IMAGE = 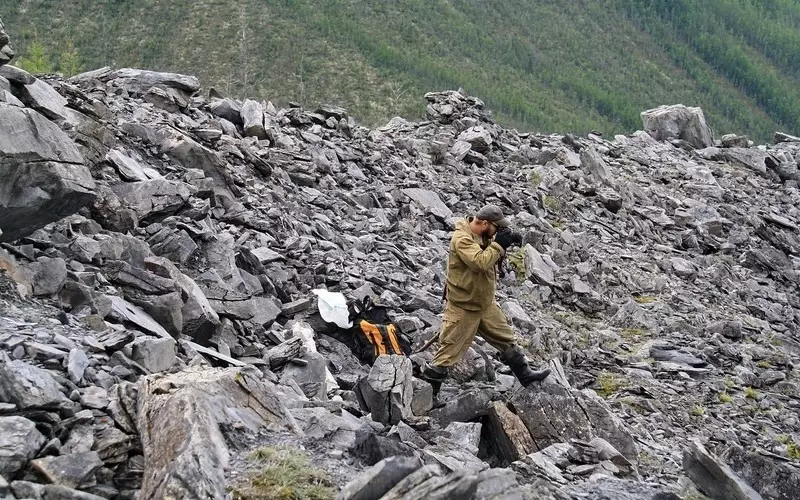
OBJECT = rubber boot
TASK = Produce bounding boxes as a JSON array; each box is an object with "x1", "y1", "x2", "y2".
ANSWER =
[
  {"x1": 500, "y1": 345, "x2": 551, "y2": 387},
  {"x1": 419, "y1": 362, "x2": 448, "y2": 407}
]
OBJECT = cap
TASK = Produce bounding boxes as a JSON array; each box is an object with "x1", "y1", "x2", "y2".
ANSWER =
[{"x1": 476, "y1": 204, "x2": 510, "y2": 228}]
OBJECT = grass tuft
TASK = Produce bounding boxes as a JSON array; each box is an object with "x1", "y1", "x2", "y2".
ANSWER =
[{"x1": 230, "y1": 446, "x2": 335, "y2": 500}]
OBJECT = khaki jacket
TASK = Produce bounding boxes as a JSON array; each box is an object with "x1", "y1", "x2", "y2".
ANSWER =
[{"x1": 445, "y1": 218, "x2": 504, "y2": 311}]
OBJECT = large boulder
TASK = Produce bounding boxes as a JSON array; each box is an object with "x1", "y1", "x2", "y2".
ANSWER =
[
  {"x1": 137, "y1": 366, "x2": 299, "y2": 499},
  {"x1": 510, "y1": 382, "x2": 637, "y2": 462},
  {"x1": 0, "y1": 104, "x2": 95, "y2": 242},
  {"x1": 357, "y1": 355, "x2": 414, "y2": 425},
  {"x1": 641, "y1": 104, "x2": 714, "y2": 149},
  {"x1": 0, "y1": 416, "x2": 46, "y2": 476},
  {"x1": 0, "y1": 17, "x2": 14, "y2": 66}
]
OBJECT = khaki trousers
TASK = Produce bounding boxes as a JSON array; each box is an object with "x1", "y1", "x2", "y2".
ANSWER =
[{"x1": 432, "y1": 302, "x2": 516, "y2": 367}]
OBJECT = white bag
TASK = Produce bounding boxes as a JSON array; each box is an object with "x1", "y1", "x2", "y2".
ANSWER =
[{"x1": 311, "y1": 289, "x2": 353, "y2": 329}]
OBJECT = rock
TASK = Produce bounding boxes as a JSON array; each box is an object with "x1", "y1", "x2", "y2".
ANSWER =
[
  {"x1": 486, "y1": 401, "x2": 535, "y2": 464},
  {"x1": 580, "y1": 146, "x2": 609, "y2": 184},
  {"x1": 0, "y1": 105, "x2": 95, "y2": 243},
  {"x1": 279, "y1": 351, "x2": 328, "y2": 400},
  {"x1": 78, "y1": 67, "x2": 200, "y2": 94},
  {"x1": 41, "y1": 484, "x2": 108, "y2": 500},
  {"x1": 411, "y1": 379, "x2": 433, "y2": 416},
  {"x1": 108, "y1": 295, "x2": 172, "y2": 339},
  {"x1": 105, "y1": 148, "x2": 159, "y2": 182},
  {"x1": 724, "y1": 445, "x2": 800, "y2": 500},
  {"x1": 773, "y1": 131, "x2": 800, "y2": 143},
  {"x1": 641, "y1": 104, "x2": 714, "y2": 149},
  {"x1": 10, "y1": 480, "x2": 45, "y2": 499},
  {"x1": 722, "y1": 134, "x2": 750, "y2": 148},
  {"x1": 510, "y1": 383, "x2": 637, "y2": 462},
  {"x1": 336, "y1": 455, "x2": 423, "y2": 500},
  {"x1": 429, "y1": 387, "x2": 494, "y2": 426},
  {"x1": 0, "y1": 360, "x2": 66, "y2": 409},
  {"x1": 137, "y1": 366, "x2": 298, "y2": 499},
  {"x1": 401, "y1": 188, "x2": 453, "y2": 220},
  {"x1": 683, "y1": 440, "x2": 763, "y2": 500},
  {"x1": 13, "y1": 78, "x2": 69, "y2": 122},
  {"x1": 457, "y1": 126, "x2": 493, "y2": 153},
  {"x1": 30, "y1": 452, "x2": 103, "y2": 489},
  {"x1": 706, "y1": 320, "x2": 743, "y2": 340},
  {"x1": 378, "y1": 465, "x2": 440, "y2": 500},
  {"x1": 241, "y1": 99, "x2": 267, "y2": 139},
  {"x1": 131, "y1": 337, "x2": 176, "y2": 373},
  {"x1": 442, "y1": 421, "x2": 482, "y2": 452},
  {"x1": 0, "y1": 416, "x2": 46, "y2": 476},
  {"x1": 473, "y1": 468, "x2": 525, "y2": 500},
  {"x1": 523, "y1": 244, "x2": 557, "y2": 286},
  {"x1": 380, "y1": 468, "x2": 478, "y2": 500},
  {"x1": 0, "y1": 18, "x2": 13, "y2": 66},
  {"x1": 79, "y1": 386, "x2": 109, "y2": 409},
  {"x1": 111, "y1": 178, "x2": 191, "y2": 224},
  {"x1": 21, "y1": 257, "x2": 68, "y2": 296},
  {"x1": 561, "y1": 477, "x2": 681, "y2": 499},
  {"x1": 209, "y1": 98, "x2": 242, "y2": 125},
  {"x1": 357, "y1": 355, "x2": 414, "y2": 425},
  {"x1": 353, "y1": 432, "x2": 420, "y2": 466}
]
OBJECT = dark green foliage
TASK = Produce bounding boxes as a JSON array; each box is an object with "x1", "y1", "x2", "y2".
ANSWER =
[{"x1": 2, "y1": 0, "x2": 798, "y2": 140}]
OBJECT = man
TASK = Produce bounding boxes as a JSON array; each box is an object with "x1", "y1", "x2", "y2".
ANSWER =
[{"x1": 421, "y1": 204, "x2": 551, "y2": 396}]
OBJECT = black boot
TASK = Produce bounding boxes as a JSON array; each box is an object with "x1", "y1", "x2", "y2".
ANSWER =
[
  {"x1": 419, "y1": 362, "x2": 448, "y2": 405},
  {"x1": 500, "y1": 345, "x2": 551, "y2": 386}
]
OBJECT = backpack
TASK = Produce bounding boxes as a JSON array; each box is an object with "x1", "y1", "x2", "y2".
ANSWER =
[{"x1": 348, "y1": 296, "x2": 412, "y2": 365}]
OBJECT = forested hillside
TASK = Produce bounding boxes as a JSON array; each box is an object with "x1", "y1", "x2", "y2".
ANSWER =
[{"x1": 2, "y1": 0, "x2": 799, "y2": 141}]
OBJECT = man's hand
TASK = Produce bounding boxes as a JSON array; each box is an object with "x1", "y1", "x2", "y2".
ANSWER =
[{"x1": 494, "y1": 229, "x2": 523, "y2": 250}]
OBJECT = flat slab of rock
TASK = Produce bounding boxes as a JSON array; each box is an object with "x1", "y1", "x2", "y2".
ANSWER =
[
  {"x1": 486, "y1": 401, "x2": 535, "y2": 464},
  {"x1": 0, "y1": 360, "x2": 66, "y2": 409},
  {"x1": 30, "y1": 452, "x2": 103, "y2": 489},
  {"x1": 108, "y1": 295, "x2": 172, "y2": 339},
  {"x1": 683, "y1": 440, "x2": 763, "y2": 500},
  {"x1": 137, "y1": 366, "x2": 299, "y2": 499},
  {"x1": 131, "y1": 337, "x2": 176, "y2": 373},
  {"x1": 402, "y1": 188, "x2": 452, "y2": 219},
  {"x1": 0, "y1": 416, "x2": 46, "y2": 476},
  {"x1": 336, "y1": 455, "x2": 422, "y2": 500}
]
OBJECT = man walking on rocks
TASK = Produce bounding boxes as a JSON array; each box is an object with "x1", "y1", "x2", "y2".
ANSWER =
[{"x1": 420, "y1": 204, "x2": 551, "y2": 397}]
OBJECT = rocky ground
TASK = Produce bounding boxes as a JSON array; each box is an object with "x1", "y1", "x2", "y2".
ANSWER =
[{"x1": 1, "y1": 17, "x2": 800, "y2": 500}]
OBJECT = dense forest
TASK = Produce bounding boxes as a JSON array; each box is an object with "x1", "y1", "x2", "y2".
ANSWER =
[{"x1": 2, "y1": 0, "x2": 799, "y2": 141}]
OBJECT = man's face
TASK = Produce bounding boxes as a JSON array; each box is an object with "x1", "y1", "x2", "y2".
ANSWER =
[{"x1": 479, "y1": 220, "x2": 498, "y2": 239}]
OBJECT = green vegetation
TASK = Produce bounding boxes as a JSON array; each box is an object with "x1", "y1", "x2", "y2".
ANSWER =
[
  {"x1": 229, "y1": 446, "x2": 334, "y2": 500},
  {"x1": 744, "y1": 386, "x2": 758, "y2": 399},
  {"x1": 620, "y1": 327, "x2": 647, "y2": 339},
  {"x1": 595, "y1": 371, "x2": 625, "y2": 397},
  {"x1": 718, "y1": 391, "x2": 733, "y2": 403},
  {"x1": 506, "y1": 248, "x2": 530, "y2": 284},
  {"x1": 691, "y1": 405, "x2": 705, "y2": 417},
  {"x1": 633, "y1": 296, "x2": 656, "y2": 305},
  {"x1": 2, "y1": 0, "x2": 799, "y2": 139}
]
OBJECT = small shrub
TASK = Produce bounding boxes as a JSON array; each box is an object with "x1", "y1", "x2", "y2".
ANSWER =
[
  {"x1": 788, "y1": 442, "x2": 800, "y2": 460},
  {"x1": 744, "y1": 387, "x2": 758, "y2": 399},
  {"x1": 620, "y1": 327, "x2": 647, "y2": 339},
  {"x1": 718, "y1": 392, "x2": 733, "y2": 403},
  {"x1": 633, "y1": 295, "x2": 656, "y2": 304},
  {"x1": 691, "y1": 405, "x2": 705, "y2": 417},
  {"x1": 776, "y1": 434, "x2": 791, "y2": 444},
  {"x1": 230, "y1": 446, "x2": 335, "y2": 500},
  {"x1": 595, "y1": 372, "x2": 624, "y2": 397},
  {"x1": 756, "y1": 360, "x2": 772, "y2": 369},
  {"x1": 528, "y1": 170, "x2": 543, "y2": 187},
  {"x1": 543, "y1": 195, "x2": 559, "y2": 212},
  {"x1": 507, "y1": 248, "x2": 527, "y2": 280}
]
